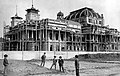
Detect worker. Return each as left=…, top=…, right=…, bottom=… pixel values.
left=3, top=54, right=9, bottom=75
left=58, top=56, right=64, bottom=72
left=50, top=56, right=57, bottom=70
left=75, top=55, right=79, bottom=76
left=40, top=52, right=46, bottom=67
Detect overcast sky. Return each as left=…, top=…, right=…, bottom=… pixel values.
left=0, top=0, right=120, bottom=37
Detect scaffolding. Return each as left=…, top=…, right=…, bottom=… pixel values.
left=3, top=6, right=120, bottom=52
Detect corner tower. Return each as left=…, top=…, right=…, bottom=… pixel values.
left=25, top=3, right=40, bottom=21
left=11, top=5, right=23, bottom=27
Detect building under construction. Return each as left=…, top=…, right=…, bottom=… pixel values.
left=3, top=5, right=120, bottom=52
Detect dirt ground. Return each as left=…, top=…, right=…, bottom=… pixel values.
left=29, top=60, right=120, bottom=76
left=0, top=59, right=120, bottom=76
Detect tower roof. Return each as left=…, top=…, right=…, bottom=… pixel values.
left=11, top=5, right=23, bottom=19
left=26, top=5, right=39, bottom=13
left=11, top=15, right=23, bottom=19
left=26, top=0, right=39, bottom=13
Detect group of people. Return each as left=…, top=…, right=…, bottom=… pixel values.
left=40, top=52, right=79, bottom=76
left=40, top=52, right=65, bottom=72
left=3, top=53, right=79, bottom=76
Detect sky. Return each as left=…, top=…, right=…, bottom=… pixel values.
left=0, top=0, right=120, bottom=37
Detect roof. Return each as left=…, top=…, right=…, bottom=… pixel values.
left=11, top=16, right=23, bottom=19
left=11, top=14, right=23, bottom=19
left=65, top=7, right=102, bottom=20
left=70, top=7, right=94, bottom=14
left=26, top=5, right=39, bottom=13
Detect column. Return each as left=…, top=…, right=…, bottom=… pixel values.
left=46, top=23, right=47, bottom=51
left=20, top=31, right=22, bottom=51
left=65, top=28, right=67, bottom=51
left=59, top=30, right=61, bottom=51
left=52, top=29, right=54, bottom=52
left=80, top=33, right=82, bottom=51
left=39, top=25, right=41, bottom=51
left=36, top=22, right=37, bottom=51
left=105, top=35, right=107, bottom=52
left=43, top=27, right=44, bottom=40
left=52, top=29, right=54, bottom=40
left=90, top=26, right=91, bottom=52
left=72, top=33, right=73, bottom=51
left=76, top=35, right=78, bottom=51
left=32, top=30, right=33, bottom=40
left=25, top=24, right=27, bottom=51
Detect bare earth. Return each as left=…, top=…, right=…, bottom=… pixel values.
left=0, top=59, right=120, bottom=76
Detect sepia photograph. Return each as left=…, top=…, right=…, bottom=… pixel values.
left=0, top=0, right=120, bottom=76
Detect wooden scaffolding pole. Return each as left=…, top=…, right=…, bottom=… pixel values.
left=59, top=29, right=60, bottom=51
left=72, top=32, right=73, bottom=51
left=25, top=22, right=27, bottom=51
left=36, top=21, right=37, bottom=51
left=46, top=19, right=48, bottom=51
left=65, top=27, right=67, bottom=51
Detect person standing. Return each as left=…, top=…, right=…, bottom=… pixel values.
left=75, top=55, right=79, bottom=76
left=40, top=52, right=46, bottom=67
left=3, top=54, right=9, bottom=75
left=50, top=56, right=57, bottom=70
left=58, top=56, right=64, bottom=72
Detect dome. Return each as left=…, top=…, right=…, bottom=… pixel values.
left=57, top=11, right=64, bottom=16
left=65, top=7, right=102, bottom=20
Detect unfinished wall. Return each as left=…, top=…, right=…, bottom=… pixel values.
left=0, top=51, right=88, bottom=60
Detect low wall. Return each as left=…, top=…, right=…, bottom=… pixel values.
left=0, top=51, right=120, bottom=60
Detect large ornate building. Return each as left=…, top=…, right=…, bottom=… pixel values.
left=3, top=5, right=120, bottom=52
